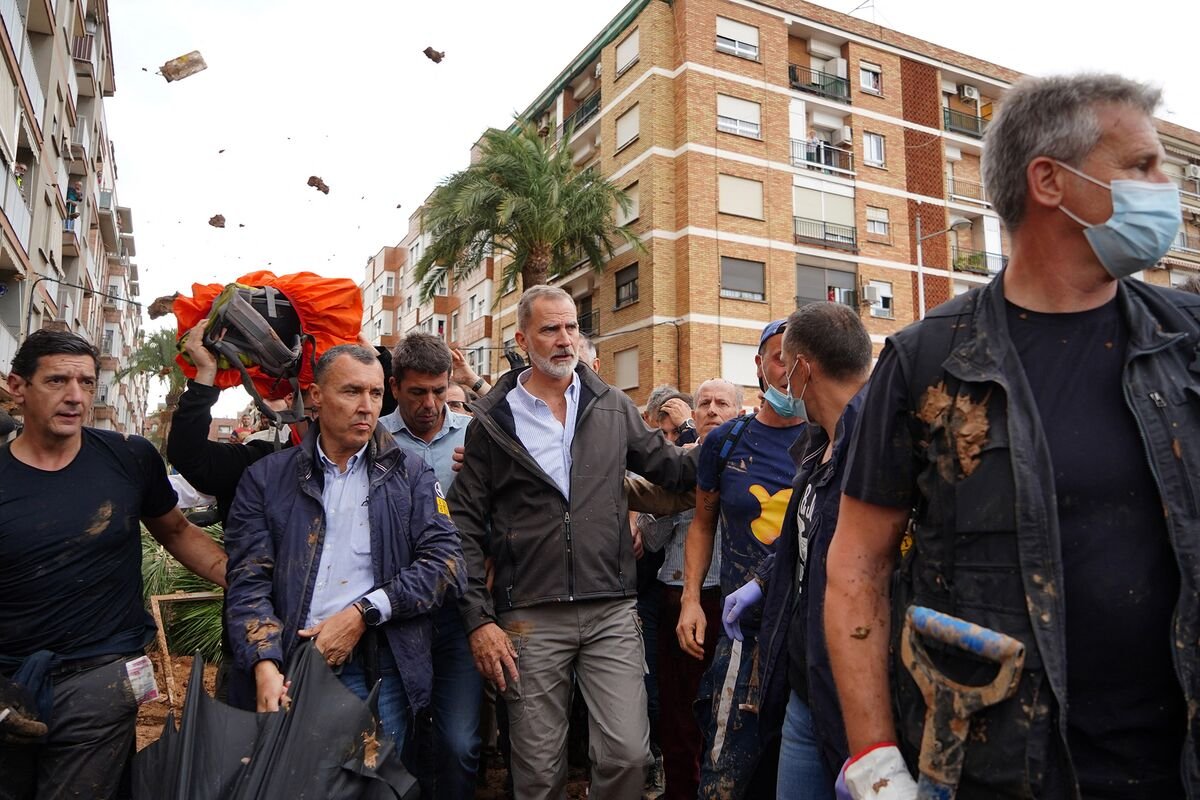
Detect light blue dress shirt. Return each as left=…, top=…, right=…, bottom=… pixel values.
left=379, top=407, right=470, bottom=491
left=305, top=437, right=392, bottom=628
left=507, top=369, right=580, bottom=499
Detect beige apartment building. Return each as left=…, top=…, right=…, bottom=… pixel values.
left=367, top=0, right=1200, bottom=404
left=0, top=0, right=147, bottom=433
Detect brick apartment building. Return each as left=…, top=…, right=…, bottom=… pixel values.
left=365, top=0, right=1200, bottom=405
left=0, top=0, right=148, bottom=434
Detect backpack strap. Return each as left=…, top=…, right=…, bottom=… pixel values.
left=715, top=412, right=756, bottom=478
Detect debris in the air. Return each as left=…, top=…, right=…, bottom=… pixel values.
left=159, top=51, right=208, bottom=82
left=218, top=149, right=226, bottom=154
left=238, top=223, right=245, bottom=228
left=395, top=204, right=402, bottom=209
left=208, top=214, right=225, bottom=228
left=307, top=176, right=330, bottom=194
left=423, top=47, right=445, bottom=63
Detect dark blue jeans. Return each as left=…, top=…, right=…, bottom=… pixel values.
left=338, top=636, right=411, bottom=752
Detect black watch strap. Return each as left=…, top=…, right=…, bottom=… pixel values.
left=355, top=597, right=383, bottom=627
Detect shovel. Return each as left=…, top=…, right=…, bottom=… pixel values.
left=900, top=605, right=1026, bottom=800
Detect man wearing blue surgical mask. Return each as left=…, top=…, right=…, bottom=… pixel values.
left=826, top=74, right=1200, bottom=799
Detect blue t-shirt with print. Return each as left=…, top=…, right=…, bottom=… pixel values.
left=697, top=415, right=805, bottom=631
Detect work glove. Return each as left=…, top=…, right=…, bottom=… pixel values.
left=722, top=579, right=763, bottom=641
left=835, top=744, right=918, bottom=800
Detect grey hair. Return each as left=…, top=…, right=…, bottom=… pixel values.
left=982, top=73, right=1161, bottom=230
left=315, top=344, right=380, bottom=384
left=695, top=378, right=744, bottom=408
left=645, top=384, right=679, bottom=417
left=392, top=332, right=452, bottom=382
left=578, top=336, right=598, bottom=365
left=517, top=285, right=575, bottom=332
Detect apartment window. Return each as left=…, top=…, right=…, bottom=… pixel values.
left=468, top=293, right=480, bottom=322
left=718, top=174, right=764, bottom=219
left=618, top=181, right=640, bottom=225
left=721, top=342, right=760, bottom=388
left=859, top=62, right=882, bottom=95
left=715, top=16, right=759, bottom=60
left=868, top=279, right=894, bottom=318
left=793, top=186, right=855, bottom=245
left=716, top=94, right=762, bottom=139
left=720, top=256, right=766, bottom=301
left=450, top=311, right=459, bottom=341
left=866, top=206, right=890, bottom=237
left=410, top=240, right=421, bottom=264
left=406, top=296, right=413, bottom=311
left=384, top=275, right=395, bottom=296
left=796, top=264, right=857, bottom=307
left=615, top=264, right=639, bottom=308
left=615, top=347, right=639, bottom=389
left=101, top=328, right=115, bottom=355
left=864, top=132, right=886, bottom=167
left=616, top=28, right=640, bottom=75
left=616, top=104, right=640, bottom=151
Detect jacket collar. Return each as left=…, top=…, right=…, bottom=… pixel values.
left=471, top=364, right=609, bottom=419
left=298, top=421, right=402, bottom=481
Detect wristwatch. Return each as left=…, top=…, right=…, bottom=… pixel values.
left=471, top=377, right=485, bottom=392
left=354, top=597, right=383, bottom=627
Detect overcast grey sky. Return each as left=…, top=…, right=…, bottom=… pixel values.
left=106, top=0, right=1198, bottom=414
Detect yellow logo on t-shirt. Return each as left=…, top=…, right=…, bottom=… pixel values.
left=748, top=484, right=793, bottom=545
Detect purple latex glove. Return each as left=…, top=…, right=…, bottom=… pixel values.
left=722, top=579, right=763, bottom=641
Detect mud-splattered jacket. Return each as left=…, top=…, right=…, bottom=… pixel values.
left=224, top=424, right=465, bottom=711
left=448, top=364, right=698, bottom=633
left=849, top=275, right=1200, bottom=798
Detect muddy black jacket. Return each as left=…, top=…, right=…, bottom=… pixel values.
left=448, top=365, right=698, bottom=632
left=224, top=424, right=465, bottom=711
left=875, top=274, right=1200, bottom=798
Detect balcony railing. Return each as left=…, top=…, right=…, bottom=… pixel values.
left=946, top=177, right=989, bottom=205
left=791, top=139, right=854, bottom=174
left=1170, top=176, right=1200, bottom=202
left=578, top=309, right=599, bottom=337
left=788, top=64, right=850, bottom=102
left=17, top=30, right=45, bottom=130
left=559, top=91, right=601, bottom=140
left=944, top=107, right=988, bottom=138
left=1, top=167, right=32, bottom=251
left=0, top=0, right=20, bottom=47
left=794, top=216, right=857, bottom=250
left=951, top=246, right=1007, bottom=275
left=1173, top=232, right=1200, bottom=255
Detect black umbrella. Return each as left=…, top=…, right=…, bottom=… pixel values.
left=134, top=642, right=417, bottom=799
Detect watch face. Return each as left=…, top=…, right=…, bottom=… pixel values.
left=364, top=607, right=383, bottom=626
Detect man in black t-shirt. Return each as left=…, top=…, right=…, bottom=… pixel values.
left=0, top=330, right=227, bottom=800
left=826, top=75, right=1200, bottom=799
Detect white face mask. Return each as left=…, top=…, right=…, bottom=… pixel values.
left=1055, top=160, right=1182, bottom=278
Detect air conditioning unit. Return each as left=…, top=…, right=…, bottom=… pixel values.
left=862, top=284, right=880, bottom=304
left=958, top=84, right=981, bottom=103
left=832, top=125, right=852, bottom=145
left=1186, top=164, right=1200, bottom=180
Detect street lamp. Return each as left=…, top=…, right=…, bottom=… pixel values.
left=914, top=212, right=972, bottom=319
left=22, top=273, right=142, bottom=340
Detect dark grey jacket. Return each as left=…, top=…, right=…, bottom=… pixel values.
left=448, top=365, right=698, bottom=632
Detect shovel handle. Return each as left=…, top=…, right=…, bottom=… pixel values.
left=908, top=606, right=1024, bottom=664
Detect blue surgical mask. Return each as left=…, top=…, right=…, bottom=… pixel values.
left=1055, top=160, right=1182, bottom=279
left=764, top=358, right=809, bottom=420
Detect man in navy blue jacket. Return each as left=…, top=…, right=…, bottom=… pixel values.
left=723, top=302, right=873, bottom=798
left=225, top=344, right=465, bottom=750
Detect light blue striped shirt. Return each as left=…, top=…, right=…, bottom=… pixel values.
left=507, top=369, right=580, bottom=498
left=639, top=510, right=722, bottom=589
left=304, top=437, right=393, bottom=628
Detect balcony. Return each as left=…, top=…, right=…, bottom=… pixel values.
left=788, top=64, right=850, bottom=103
left=69, top=124, right=90, bottom=175
left=951, top=246, right=1007, bottom=275
left=1172, top=231, right=1200, bottom=255
left=578, top=309, right=599, bottom=337
left=1171, top=176, right=1200, bottom=205
left=944, top=108, right=989, bottom=139
left=62, top=219, right=80, bottom=256
left=1, top=167, right=32, bottom=253
left=17, top=29, right=45, bottom=131
left=794, top=216, right=857, bottom=251
left=558, top=91, right=601, bottom=140
left=98, top=189, right=118, bottom=247
left=72, top=34, right=98, bottom=96
left=0, top=324, right=18, bottom=377
left=946, top=176, right=989, bottom=206
left=791, top=139, right=854, bottom=175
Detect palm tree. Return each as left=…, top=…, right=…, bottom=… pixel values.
left=414, top=121, right=642, bottom=301
left=117, top=327, right=186, bottom=451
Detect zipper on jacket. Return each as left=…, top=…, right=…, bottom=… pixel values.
left=564, top=510, right=575, bottom=601
left=1147, top=390, right=1198, bottom=517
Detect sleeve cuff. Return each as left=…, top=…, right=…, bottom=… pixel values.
left=365, top=589, right=393, bottom=623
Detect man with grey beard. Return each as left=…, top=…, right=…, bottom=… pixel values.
left=447, top=285, right=698, bottom=800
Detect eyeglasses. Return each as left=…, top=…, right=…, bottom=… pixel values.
left=447, top=401, right=468, bottom=412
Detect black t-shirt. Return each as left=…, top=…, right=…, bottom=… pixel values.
left=0, top=429, right=178, bottom=660
left=787, top=454, right=831, bottom=696
left=1005, top=299, right=1185, bottom=798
